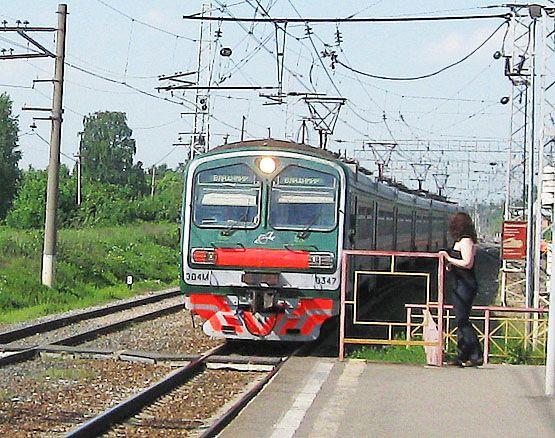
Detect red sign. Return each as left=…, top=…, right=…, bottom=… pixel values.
left=502, top=221, right=527, bottom=260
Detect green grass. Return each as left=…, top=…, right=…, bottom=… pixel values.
left=0, top=389, right=14, bottom=402
left=37, top=366, right=97, bottom=382
left=349, top=345, right=427, bottom=364
left=0, top=222, right=180, bottom=325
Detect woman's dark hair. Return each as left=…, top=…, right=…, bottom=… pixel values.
left=448, top=212, right=478, bottom=243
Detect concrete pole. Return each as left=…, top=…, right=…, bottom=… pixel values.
left=74, top=153, right=81, bottom=205
left=41, top=3, right=67, bottom=287
left=546, top=208, right=555, bottom=396
left=150, top=166, right=156, bottom=197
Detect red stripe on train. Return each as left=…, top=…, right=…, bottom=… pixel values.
left=215, top=248, right=309, bottom=269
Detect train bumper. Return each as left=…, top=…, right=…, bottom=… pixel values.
left=186, top=293, right=335, bottom=341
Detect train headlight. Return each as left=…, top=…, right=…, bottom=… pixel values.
left=258, top=156, right=277, bottom=174
left=191, top=248, right=217, bottom=265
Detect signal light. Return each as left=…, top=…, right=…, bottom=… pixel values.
left=192, top=248, right=217, bottom=264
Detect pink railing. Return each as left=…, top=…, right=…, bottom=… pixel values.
left=405, top=303, right=549, bottom=364
left=339, top=250, right=445, bottom=364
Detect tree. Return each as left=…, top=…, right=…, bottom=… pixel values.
left=0, top=93, right=21, bottom=219
left=80, top=111, right=146, bottom=195
left=137, top=170, right=183, bottom=222
left=6, top=166, right=77, bottom=229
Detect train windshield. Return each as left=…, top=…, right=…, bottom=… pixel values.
left=193, top=164, right=261, bottom=228
left=270, top=165, right=338, bottom=231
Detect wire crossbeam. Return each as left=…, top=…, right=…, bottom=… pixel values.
left=0, top=26, right=56, bottom=60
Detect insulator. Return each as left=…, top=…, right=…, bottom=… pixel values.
left=215, top=29, right=223, bottom=38
left=335, top=29, right=343, bottom=45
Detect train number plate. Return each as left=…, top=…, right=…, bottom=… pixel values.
left=314, top=275, right=337, bottom=286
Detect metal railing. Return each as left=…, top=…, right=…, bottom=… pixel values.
left=339, top=250, right=445, bottom=364
left=406, top=304, right=548, bottom=364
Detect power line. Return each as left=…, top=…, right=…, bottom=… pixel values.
left=334, top=20, right=508, bottom=81
left=95, top=0, right=197, bottom=41
left=0, top=83, right=32, bottom=89
left=65, top=61, right=198, bottom=110
left=182, top=13, right=510, bottom=23
left=344, top=0, right=385, bottom=19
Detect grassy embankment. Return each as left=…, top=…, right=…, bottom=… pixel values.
left=0, top=223, right=180, bottom=325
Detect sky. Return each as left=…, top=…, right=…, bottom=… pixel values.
left=0, top=1, right=522, bottom=204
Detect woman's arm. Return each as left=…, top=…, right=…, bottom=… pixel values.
left=441, top=238, right=475, bottom=269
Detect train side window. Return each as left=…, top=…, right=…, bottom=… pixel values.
left=349, top=195, right=358, bottom=244
left=372, top=202, right=379, bottom=249
left=393, top=207, right=398, bottom=250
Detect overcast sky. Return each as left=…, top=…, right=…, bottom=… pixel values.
left=0, top=1, right=517, bottom=203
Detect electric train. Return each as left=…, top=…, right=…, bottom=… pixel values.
left=180, top=139, right=457, bottom=341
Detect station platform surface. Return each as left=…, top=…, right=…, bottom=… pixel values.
left=220, top=357, right=555, bottom=438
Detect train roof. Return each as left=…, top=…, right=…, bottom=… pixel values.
left=202, top=139, right=458, bottom=211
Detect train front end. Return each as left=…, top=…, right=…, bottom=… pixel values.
left=181, top=142, right=345, bottom=341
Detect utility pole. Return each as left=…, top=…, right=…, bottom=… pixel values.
left=74, top=152, right=82, bottom=205
left=150, top=166, right=156, bottom=197
left=42, top=3, right=67, bottom=287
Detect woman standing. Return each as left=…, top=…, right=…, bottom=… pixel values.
left=439, top=212, right=483, bottom=367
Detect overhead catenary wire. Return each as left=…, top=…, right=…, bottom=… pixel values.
left=334, top=20, right=508, bottom=81
left=65, top=61, right=252, bottom=137
left=65, top=61, right=199, bottom=110
left=95, top=0, right=197, bottom=41
left=182, top=13, right=511, bottom=23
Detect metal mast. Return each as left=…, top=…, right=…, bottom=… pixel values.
left=501, top=4, right=555, bottom=308
left=191, top=2, right=213, bottom=158
left=501, top=6, right=534, bottom=306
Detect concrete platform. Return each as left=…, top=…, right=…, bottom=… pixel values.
left=220, top=358, right=555, bottom=437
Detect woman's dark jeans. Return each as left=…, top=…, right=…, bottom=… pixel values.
left=452, top=279, right=483, bottom=362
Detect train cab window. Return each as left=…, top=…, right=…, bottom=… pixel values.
left=269, top=165, right=338, bottom=231
left=193, top=164, right=261, bottom=228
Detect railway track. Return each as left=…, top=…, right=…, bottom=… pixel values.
left=0, top=287, right=184, bottom=367
left=65, top=342, right=297, bottom=437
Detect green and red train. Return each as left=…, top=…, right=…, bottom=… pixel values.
left=180, top=139, right=457, bottom=341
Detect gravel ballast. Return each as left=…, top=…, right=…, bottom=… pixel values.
left=3, top=295, right=185, bottom=348
left=80, top=310, right=222, bottom=355
left=0, top=287, right=179, bottom=335
left=0, top=356, right=171, bottom=437
left=107, top=369, right=265, bottom=437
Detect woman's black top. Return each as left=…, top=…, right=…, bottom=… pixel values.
left=448, top=236, right=478, bottom=290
